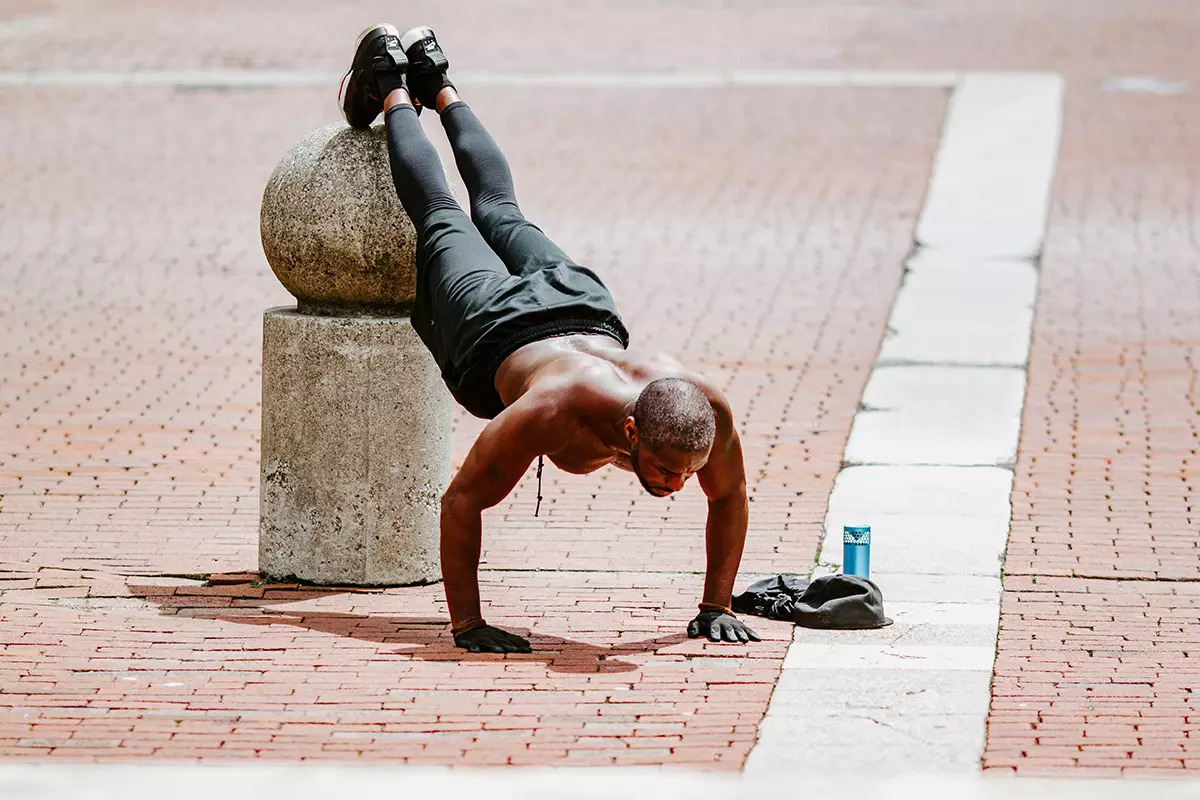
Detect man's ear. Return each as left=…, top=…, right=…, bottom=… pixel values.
left=623, top=416, right=638, bottom=445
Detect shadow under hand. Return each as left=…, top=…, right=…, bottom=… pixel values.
left=130, top=581, right=689, bottom=675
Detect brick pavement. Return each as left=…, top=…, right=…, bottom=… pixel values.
left=7, top=0, right=1200, bottom=775
left=982, top=82, right=1200, bottom=776
left=0, top=73, right=942, bottom=766
left=536, top=0, right=1200, bottom=778
left=0, top=0, right=1192, bottom=79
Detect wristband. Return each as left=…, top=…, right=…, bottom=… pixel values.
left=451, top=616, right=487, bottom=636
left=698, top=602, right=734, bottom=616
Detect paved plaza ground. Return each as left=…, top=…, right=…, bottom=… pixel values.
left=2, top=0, right=1200, bottom=785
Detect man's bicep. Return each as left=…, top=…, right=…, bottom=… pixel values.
left=447, top=403, right=555, bottom=511
left=699, top=430, right=746, bottom=501
left=698, top=398, right=747, bottom=501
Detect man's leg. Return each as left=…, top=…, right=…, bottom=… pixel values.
left=444, top=98, right=583, bottom=273
left=382, top=89, right=458, bottom=224
left=440, top=97, right=581, bottom=278
left=400, top=28, right=579, bottom=277
left=382, top=88, right=513, bottom=384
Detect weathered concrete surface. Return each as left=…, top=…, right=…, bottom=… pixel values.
left=259, top=307, right=452, bottom=585
left=260, top=122, right=420, bottom=314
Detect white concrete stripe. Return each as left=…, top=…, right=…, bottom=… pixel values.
left=783, top=643, right=997, bottom=671
left=0, top=68, right=966, bottom=90
left=0, top=16, right=50, bottom=39
left=871, top=572, right=1002, bottom=604
left=0, top=69, right=341, bottom=88
left=765, top=668, right=993, bottom=713
left=820, top=520, right=1010, bottom=578
left=844, top=368, right=1027, bottom=466
left=886, top=601, right=1001, bottom=626
left=746, top=72, right=1063, bottom=776
left=817, top=467, right=1015, bottom=574
left=915, top=73, right=1065, bottom=259
left=823, top=465, right=1015, bottom=519
left=878, top=253, right=1039, bottom=367
left=463, top=69, right=962, bottom=89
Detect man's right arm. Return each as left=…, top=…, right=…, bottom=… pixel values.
left=440, top=393, right=566, bottom=653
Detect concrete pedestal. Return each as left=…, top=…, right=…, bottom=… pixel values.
left=259, top=307, right=452, bottom=585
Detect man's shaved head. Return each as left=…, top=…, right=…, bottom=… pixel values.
left=632, top=378, right=716, bottom=454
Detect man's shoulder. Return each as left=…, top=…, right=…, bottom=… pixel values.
left=519, top=345, right=727, bottom=416
left=548, top=361, right=629, bottom=413
left=565, top=349, right=727, bottom=409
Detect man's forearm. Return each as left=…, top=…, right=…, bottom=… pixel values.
left=701, top=489, right=750, bottom=609
left=440, top=493, right=485, bottom=630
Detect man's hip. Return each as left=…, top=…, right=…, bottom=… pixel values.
left=412, top=263, right=629, bottom=420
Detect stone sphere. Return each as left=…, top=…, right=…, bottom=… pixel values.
left=260, top=122, right=427, bottom=315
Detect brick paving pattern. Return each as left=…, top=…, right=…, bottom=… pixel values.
left=6, top=0, right=1200, bottom=774
left=0, top=62, right=943, bottom=764
left=985, top=82, right=1200, bottom=775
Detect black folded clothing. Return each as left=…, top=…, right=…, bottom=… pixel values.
left=731, top=575, right=811, bottom=621
left=733, top=573, right=893, bottom=630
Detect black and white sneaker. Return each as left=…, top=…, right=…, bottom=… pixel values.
left=338, top=23, right=408, bottom=129
left=399, top=26, right=455, bottom=111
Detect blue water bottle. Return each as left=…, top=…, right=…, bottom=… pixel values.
left=843, top=526, right=871, bottom=579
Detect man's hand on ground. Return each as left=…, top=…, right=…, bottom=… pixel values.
left=453, top=624, right=532, bottom=653
left=687, top=610, right=761, bottom=643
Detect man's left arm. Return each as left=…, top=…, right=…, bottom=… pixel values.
left=694, top=394, right=760, bottom=644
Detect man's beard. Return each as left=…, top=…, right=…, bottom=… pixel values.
left=630, top=443, right=669, bottom=497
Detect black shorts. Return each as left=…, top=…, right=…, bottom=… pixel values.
left=410, top=207, right=629, bottom=420
left=384, top=102, right=629, bottom=418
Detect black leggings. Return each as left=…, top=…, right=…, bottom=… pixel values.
left=384, top=102, right=628, bottom=419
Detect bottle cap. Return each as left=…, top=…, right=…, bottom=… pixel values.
left=843, top=525, right=871, bottom=545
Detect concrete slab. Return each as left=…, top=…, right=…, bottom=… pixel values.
left=747, top=739, right=983, bottom=773
left=847, top=365, right=1025, bottom=465
left=782, top=643, right=997, bottom=671
left=816, top=515, right=1009, bottom=575
left=886, top=601, right=1001, bottom=626
left=915, top=73, right=1064, bottom=259
left=870, top=573, right=1003, bottom=604
left=790, top=622, right=997, bottom=647
left=808, top=566, right=1005, bottom=603
left=861, top=364, right=1028, bottom=415
left=758, top=708, right=986, bottom=743
left=826, top=466, right=1014, bottom=518
left=753, top=712, right=986, bottom=771
left=763, top=668, right=993, bottom=714
left=0, top=17, right=50, bottom=39
left=844, top=411, right=1021, bottom=466
left=878, top=257, right=1038, bottom=366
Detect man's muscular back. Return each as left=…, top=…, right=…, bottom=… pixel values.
left=493, top=333, right=704, bottom=477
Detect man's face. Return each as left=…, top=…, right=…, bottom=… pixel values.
left=629, top=441, right=710, bottom=497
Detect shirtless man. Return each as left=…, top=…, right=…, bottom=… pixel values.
left=340, top=24, right=760, bottom=653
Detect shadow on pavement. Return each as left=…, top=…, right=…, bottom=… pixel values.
left=128, top=580, right=691, bottom=675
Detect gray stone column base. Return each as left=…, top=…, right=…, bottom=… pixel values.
left=259, top=307, right=452, bottom=586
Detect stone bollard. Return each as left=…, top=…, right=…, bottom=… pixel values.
left=258, top=122, right=452, bottom=585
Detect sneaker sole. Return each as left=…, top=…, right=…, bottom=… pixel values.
left=398, top=26, right=435, bottom=53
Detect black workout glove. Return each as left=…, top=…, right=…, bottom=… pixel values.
left=688, top=610, right=761, bottom=643
left=453, top=624, right=532, bottom=654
